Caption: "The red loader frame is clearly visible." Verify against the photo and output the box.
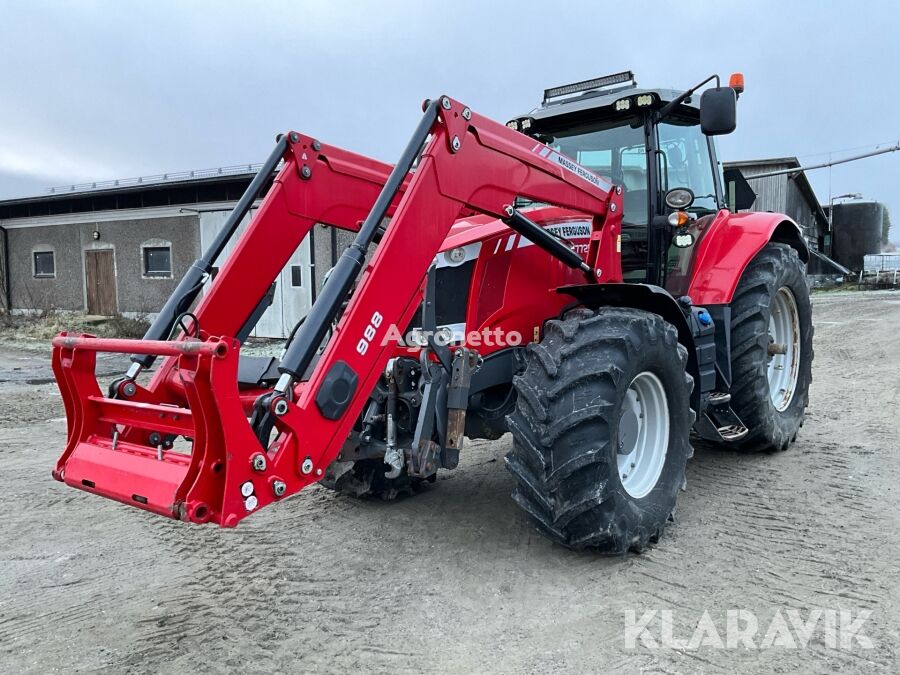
[52,96,624,527]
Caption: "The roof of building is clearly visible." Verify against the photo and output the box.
[723,156,830,232]
[723,156,801,170]
[0,164,276,221]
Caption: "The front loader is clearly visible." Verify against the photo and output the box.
[52,71,813,553]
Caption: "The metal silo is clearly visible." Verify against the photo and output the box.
[831,201,885,271]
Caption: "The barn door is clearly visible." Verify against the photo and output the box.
[85,249,117,316]
[279,234,313,336]
[199,210,313,338]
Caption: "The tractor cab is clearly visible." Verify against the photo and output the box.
[508,70,743,284]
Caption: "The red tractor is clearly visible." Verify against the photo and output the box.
[51,71,812,553]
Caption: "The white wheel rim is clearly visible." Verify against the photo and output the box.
[767,286,801,412]
[617,371,669,499]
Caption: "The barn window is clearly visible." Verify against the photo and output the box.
[291,265,303,287]
[33,250,56,278]
[143,246,172,278]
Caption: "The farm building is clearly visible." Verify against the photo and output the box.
[0,166,353,337]
[723,156,851,277]
[723,157,830,251]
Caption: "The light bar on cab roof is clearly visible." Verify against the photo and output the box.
[543,71,636,104]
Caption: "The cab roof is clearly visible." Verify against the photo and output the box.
[512,71,700,124]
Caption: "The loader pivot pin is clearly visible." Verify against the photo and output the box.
[251,453,267,472]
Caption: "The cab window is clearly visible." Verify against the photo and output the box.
[657,120,718,213]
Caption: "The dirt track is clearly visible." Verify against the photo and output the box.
[1,291,898,673]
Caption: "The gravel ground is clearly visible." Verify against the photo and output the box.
[0,291,898,673]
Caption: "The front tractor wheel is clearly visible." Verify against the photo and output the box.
[506,308,694,554]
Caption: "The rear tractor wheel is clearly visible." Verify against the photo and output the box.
[726,243,813,452]
[506,308,694,553]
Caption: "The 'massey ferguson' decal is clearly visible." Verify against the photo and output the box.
[543,222,591,239]
[532,144,612,192]
[496,221,592,255]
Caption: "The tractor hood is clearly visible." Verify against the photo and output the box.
[440,205,592,252]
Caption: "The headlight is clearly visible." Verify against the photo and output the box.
[506,120,520,131]
[614,98,631,111]
[635,94,655,107]
[665,187,695,210]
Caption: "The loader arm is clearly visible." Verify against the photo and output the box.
[52,96,624,527]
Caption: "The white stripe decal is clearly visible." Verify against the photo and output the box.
[532,145,612,192]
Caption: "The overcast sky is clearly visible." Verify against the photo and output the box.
[1,0,898,233]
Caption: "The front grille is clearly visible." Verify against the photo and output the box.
[406,260,475,329]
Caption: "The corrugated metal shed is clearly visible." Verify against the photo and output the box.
[723,157,830,251]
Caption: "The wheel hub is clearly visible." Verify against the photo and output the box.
[767,286,801,412]
[616,371,669,499]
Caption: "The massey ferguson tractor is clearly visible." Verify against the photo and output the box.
[51,71,813,553]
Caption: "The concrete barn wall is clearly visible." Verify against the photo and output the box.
[6,214,200,314]
[8,223,83,311]
[89,215,200,314]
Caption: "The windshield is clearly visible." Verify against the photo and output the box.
[537,115,719,219]
[542,117,648,225]
[657,120,718,212]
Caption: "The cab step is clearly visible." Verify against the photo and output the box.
[708,391,731,406]
[717,424,748,442]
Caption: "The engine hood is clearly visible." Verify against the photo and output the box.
[439,205,592,252]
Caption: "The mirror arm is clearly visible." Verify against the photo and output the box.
[655,74,720,124]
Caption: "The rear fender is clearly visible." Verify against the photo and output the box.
[557,283,701,411]
[669,210,808,306]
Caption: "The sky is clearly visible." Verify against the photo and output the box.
[0,0,898,236]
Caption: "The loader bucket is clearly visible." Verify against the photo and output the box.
[51,333,271,526]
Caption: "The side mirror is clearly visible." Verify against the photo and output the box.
[700,87,737,136]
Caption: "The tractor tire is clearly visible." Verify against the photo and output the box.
[505,307,694,553]
[319,459,427,501]
[726,243,813,452]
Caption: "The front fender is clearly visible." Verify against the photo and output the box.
[557,283,702,412]
[667,210,808,306]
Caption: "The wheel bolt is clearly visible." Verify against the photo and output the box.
[301,457,314,475]
[272,480,286,497]
[251,453,267,472]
